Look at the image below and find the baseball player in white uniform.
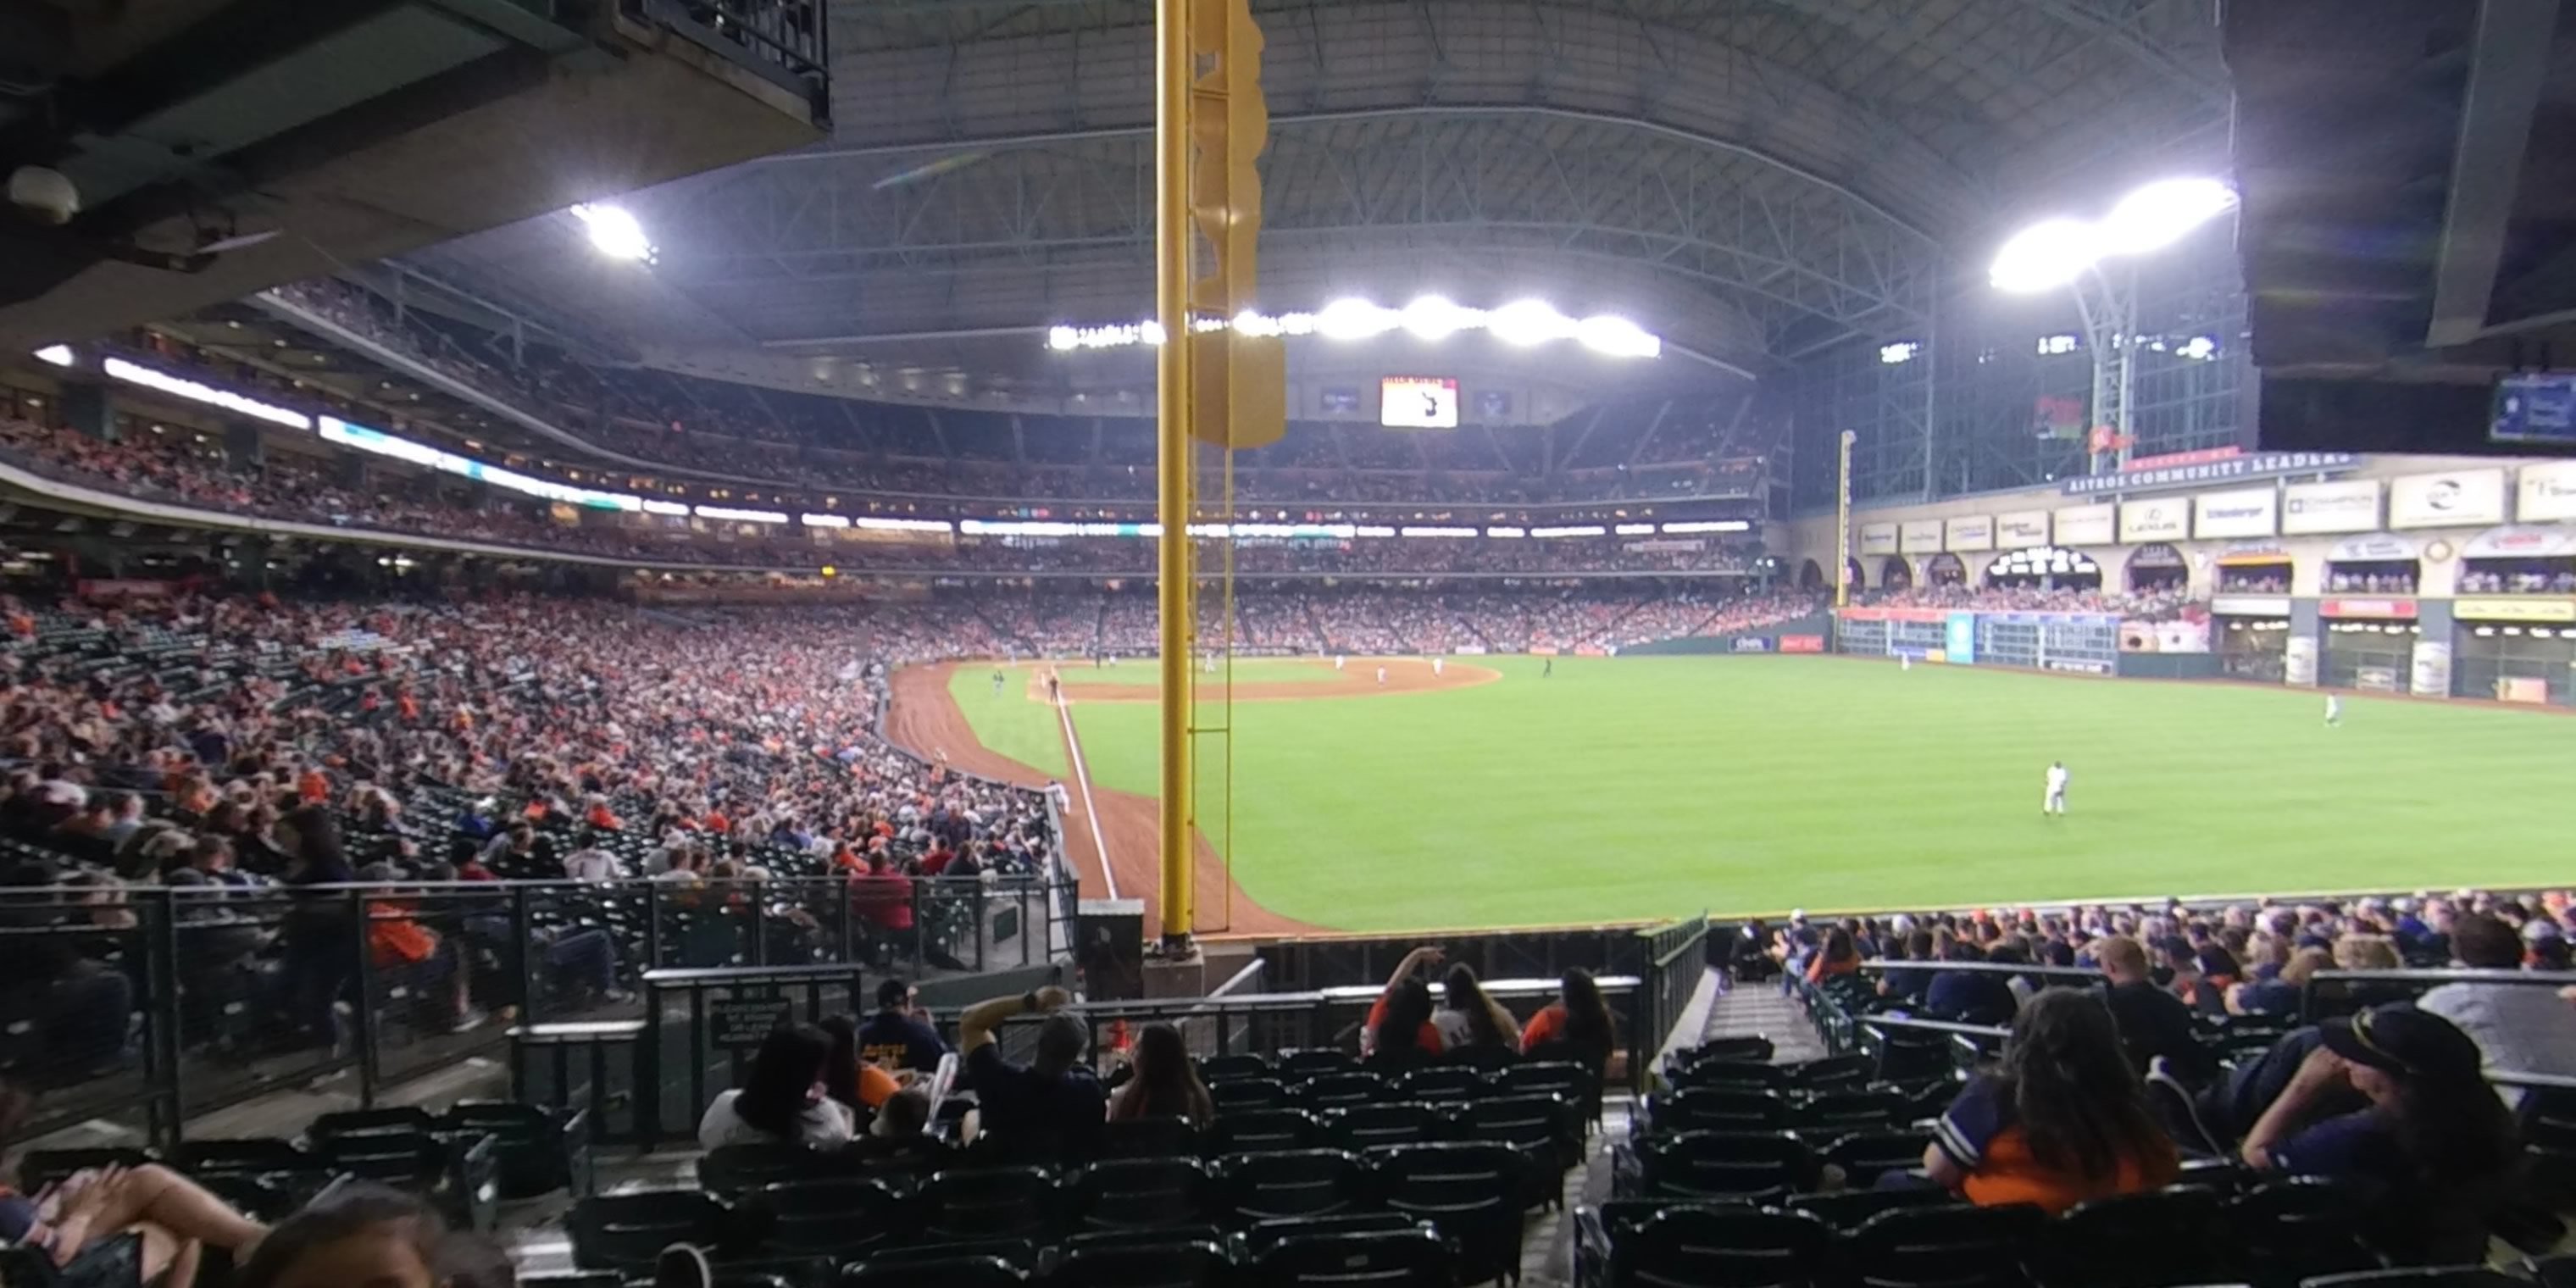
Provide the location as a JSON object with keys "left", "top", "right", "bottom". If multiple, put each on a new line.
{"left": 1375, "top": 665, "right": 1387, "bottom": 686}
{"left": 2324, "top": 694, "right": 2341, "bottom": 726}
{"left": 2043, "top": 761, "right": 2069, "bottom": 817}
{"left": 1431, "top": 657, "right": 1444, "bottom": 677}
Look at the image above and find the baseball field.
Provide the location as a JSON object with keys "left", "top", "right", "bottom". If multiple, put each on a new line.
{"left": 927, "top": 655, "right": 2576, "bottom": 933}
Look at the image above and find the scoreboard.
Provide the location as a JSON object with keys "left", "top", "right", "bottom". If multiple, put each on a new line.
{"left": 1380, "top": 376, "right": 1458, "bottom": 429}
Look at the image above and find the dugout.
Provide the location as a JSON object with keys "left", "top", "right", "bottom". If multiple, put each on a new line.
{"left": 2319, "top": 599, "right": 2421, "bottom": 691}
{"left": 1982, "top": 545, "right": 2100, "bottom": 591}
{"left": 2323, "top": 533, "right": 2422, "bottom": 596}
{"left": 2454, "top": 610, "right": 2576, "bottom": 706}
{"left": 1923, "top": 552, "right": 1966, "bottom": 586}
{"left": 2457, "top": 525, "right": 2576, "bottom": 596}
{"left": 1878, "top": 556, "right": 1913, "bottom": 591}
{"left": 2216, "top": 614, "right": 2292, "bottom": 682}
{"left": 2124, "top": 542, "right": 2187, "bottom": 593}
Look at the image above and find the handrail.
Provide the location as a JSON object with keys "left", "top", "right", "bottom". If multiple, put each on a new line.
{"left": 2312, "top": 968, "right": 2576, "bottom": 987}
{"left": 1855, "top": 958, "right": 2105, "bottom": 979}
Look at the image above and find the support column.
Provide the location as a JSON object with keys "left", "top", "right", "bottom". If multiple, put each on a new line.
{"left": 59, "top": 384, "right": 113, "bottom": 441}
{"left": 221, "top": 420, "right": 264, "bottom": 467}
{"left": 1152, "top": 0, "right": 1196, "bottom": 952}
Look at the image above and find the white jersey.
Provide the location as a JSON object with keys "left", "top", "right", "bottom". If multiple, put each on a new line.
{"left": 2325, "top": 695, "right": 2342, "bottom": 721}
{"left": 1375, "top": 667, "right": 1387, "bottom": 685}
{"left": 1432, "top": 658, "right": 1444, "bottom": 676}
{"left": 2046, "top": 765, "right": 2069, "bottom": 794}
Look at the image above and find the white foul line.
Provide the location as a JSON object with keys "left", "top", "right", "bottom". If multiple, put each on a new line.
{"left": 1054, "top": 686, "right": 1119, "bottom": 900}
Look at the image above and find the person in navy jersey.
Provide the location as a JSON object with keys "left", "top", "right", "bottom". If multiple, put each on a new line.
{"left": 858, "top": 977, "right": 949, "bottom": 1073}
{"left": 2238, "top": 1002, "right": 2518, "bottom": 1263}
{"left": 1924, "top": 937, "right": 2017, "bottom": 1025}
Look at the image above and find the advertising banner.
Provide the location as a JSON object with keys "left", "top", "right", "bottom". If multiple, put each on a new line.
{"left": 1779, "top": 635, "right": 1826, "bottom": 653}
{"left": 2281, "top": 479, "right": 2383, "bottom": 535}
{"left": 2062, "top": 451, "right": 2357, "bottom": 496}
{"left": 2462, "top": 525, "right": 2576, "bottom": 558}
{"left": 1944, "top": 613, "right": 1976, "bottom": 664}
{"left": 2325, "top": 532, "right": 2420, "bottom": 562}
{"left": 2285, "top": 635, "right": 2318, "bottom": 686}
{"left": 1996, "top": 509, "right": 2051, "bottom": 547}
{"left": 1944, "top": 515, "right": 1995, "bottom": 552}
{"left": 2410, "top": 640, "right": 2453, "bottom": 699}
{"left": 2118, "top": 499, "right": 2188, "bottom": 542}
{"left": 2389, "top": 467, "right": 2507, "bottom": 529}
{"left": 2053, "top": 504, "right": 2117, "bottom": 546}
{"left": 2040, "top": 658, "right": 2115, "bottom": 675}
{"left": 2357, "top": 666, "right": 2401, "bottom": 692}
{"left": 1858, "top": 522, "right": 1899, "bottom": 555}
{"left": 2320, "top": 597, "right": 2418, "bottom": 619}
{"left": 2498, "top": 676, "right": 2551, "bottom": 703}
{"left": 2518, "top": 459, "right": 2576, "bottom": 522}
{"left": 1838, "top": 607, "right": 1950, "bottom": 624}
{"left": 2453, "top": 598, "right": 2576, "bottom": 622}
{"left": 1730, "top": 637, "right": 1773, "bottom": 653}
{"left": 1899, "top": 519, "right": 1945, "bottom": 553}
{"left": 2193, "top": 487, "right": 2279, "bottom": 539}
{"left": 2210, "top": 595, "right": 2293, "bottom": 617}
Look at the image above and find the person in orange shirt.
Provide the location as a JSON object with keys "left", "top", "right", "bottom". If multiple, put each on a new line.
{"left": 1519, "top": 967, "right": 1617, "bottom": 1070}
{"left": 1362, "top": 945, "right": 1448, "bottom": 1064}
{"left": 584, "top": 794, "right": 621, "bottom": 831}
{"left": 1806, "top": 927, "right": 1864, "bottom": 983}
{"left": 1918, "top": 989, "right": 2177, "bottom": 1213}
{"left": 295, "top": 764, "right": 330, "bottom": 806}
{"left": 363, "top": 873, "right": 483, "bottom": 1033}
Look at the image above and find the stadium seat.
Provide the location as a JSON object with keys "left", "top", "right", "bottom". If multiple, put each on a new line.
{"left": 2521, "top": 1085, "right": 2576, "bottom": 1197}
{"left": 1795, "top": 1089, "right": 1908, "bottom": 1135}
{"left": 700, "top": 1143, "right": 861, "bottom": 1196}
{"left": 2228, "top": 1180, "right": 2383, "bottom": 1288}
{"left": 1073, "top": 1157, "right": 1212, "bottom": 1230}
{"left": 1101, "top": 1116, "right": 1202, "bottom": 1160}
{"left": 2038, "top": 1188, "right": 2231, "bottom": 1288}
{"left": 1216, "top": 1149, "right": 1374, "bottom": 1223}
{"left": 1210, "top": 1077, "right": 1291, "bottom": 1112}
{"left": 1396, "top": 1067, "right": 1490, "bottom": 1102}
{"left": 1625, "top": 1130, "right": 1811, "bottom": 1202}
{"left": 444, "top": 1100, "right": 591, "bottom": 1197}
{"left": 1052, "top": 1238, "right": 1235, "bottom": 1288}
{"left": 1278, "top": 1050, "right": 1358, "bottom": 1078}
{"left": 1202, "top": 1053, "right": 1274, "bottom": 1081}
{"left": 1254, "top": 1228, "right": 1451, "bottom": 1288}
{"left": 1861, "top": 1025, "right": 1953, "bottom": 1084}
{"left": 1786, "top": 1053, "right": 1874, "bottom": 1090}
{"left": 1324, "top": 1102, "right": 1443, "bottom": 1152}
{"left": 918, "top": 1166, "right": 1063, "bottom": 1242}
{"left": 841, "top": 1254, "right": 1026, "bottom": 1288}
{"left": 569, "top": 1191, "right": 736, "bottom": 1272}
{"left": 1457, "top": 1092, "right": 1582, "bottom": 1173}
{"left": 1646, "top": 1088, "right": 1788, "bottom": 1134}
{"left": 1668, "top": 1060, "right": 1792, "bottom": 1092}
{"left": 2298, "top": 1272, "right": 2524, "bottom": 1288}
{"left": 1293, "top": 1071, "right": 1390, "bottom": 1110}
{"left": 1603, "top": 1204, "right": 1831, "bottom": 1288}
{"left": 1366, "top": 1141, "right": 1528, "bottom": 1285}
{"left": 738, "top": 1178, "right": 909, "bottom": 1260}
{"left": 1208, "top": 1108, "right": 1320, "bottom": 1154}
{"left": 1783, "top": 1188, "right": 1956, "bottom": 1230}
{"left": 1842, "top": 1202, "right": 2047, "bottom": 1288}
{"left": 1671, "top": 1035, "right": 1775, "bottom": 1069}
{"left": 1819, "top": 1130, "right": 1933, "bottom": 1187}
{"left": 1242, "top": 1212, "right": 1424, "bottom": 1255}
{"left": 1496, "top": 1061, "right": 1600, "bottom": 1121}
{"left": 310, "top": 1106, "right": 440, "bottom": 1142}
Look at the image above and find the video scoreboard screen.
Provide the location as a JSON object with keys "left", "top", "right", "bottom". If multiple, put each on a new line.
{"left": 1380, "top": 376, "right": 1459, "bottom": 429}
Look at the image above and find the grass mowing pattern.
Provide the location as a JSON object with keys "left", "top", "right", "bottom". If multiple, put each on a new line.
{"left": 956, "top": 656, "right": 2576, "bottom": 931}
{"left": 945, "top": 666, "right": 1069, "bottom": 779}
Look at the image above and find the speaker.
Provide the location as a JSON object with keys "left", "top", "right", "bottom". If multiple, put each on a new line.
{"left": 1077, "top": 898, "right": 1146, "bottom": 1002}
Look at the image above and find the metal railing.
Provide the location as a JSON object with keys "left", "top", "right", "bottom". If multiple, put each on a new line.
{"left": 1638, "top": 913, "right": 1714, "bottom": 1062}
{"left": 0, "top": 870, "right": 1074, "bottom": 1151}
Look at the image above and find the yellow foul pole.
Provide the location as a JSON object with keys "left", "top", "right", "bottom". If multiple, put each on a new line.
{"left": 1835, "top": 430, "right": 1855, "bottom": 609}
{"left": 1153, "top": 0, "right": 1197, "bottom": 950}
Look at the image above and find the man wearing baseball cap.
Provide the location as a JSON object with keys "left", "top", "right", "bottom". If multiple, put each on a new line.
{"left": 2239, "top": 1003, "right": 2519, "bottom": 1263}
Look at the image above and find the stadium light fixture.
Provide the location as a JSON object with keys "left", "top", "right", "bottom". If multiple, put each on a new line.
{"left": 1315, "top": 298, "right": 1398, "bottom": 341}
{"left": 1489, "top": 300, "right": 1573, "bottom": 347}
{"left": 1989, "top": 218, "right": 2102, "bottom": 294}
{"left": 569, "top": 203, "right": 656, "bottom": 263}
{"left": 1988, "top": 177, "right": 2235, "bottom": 292}
{"left": 1878, "top": 341, "right": 1921, "bottom": 365}
{"left": 32, "top": 344, "right": 73, "bottom": 367}
{"left": 1400, "top": 295, "right": 1473, "bottom": 341}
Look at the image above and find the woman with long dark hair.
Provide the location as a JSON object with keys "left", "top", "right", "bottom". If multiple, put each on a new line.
{"left": 1435, "top": 962, "right": 1521, "bottom": 1051}
{"left": 1363, "top": 946, "right": 1446, "bottom": 1063}
{"left": 1109, "top": 1021, "right": 1214, "bottom": 1123}
{"left": 1520, "top": 968, "right": 1615, "bottom": 1071}
{"left": 1918, "top": 988, "right": 2178, "bottom": 1213}
{"left": 697, "top": 1023, "right": 856, "bottom": 1150}
{"left": 1806, "top": 927, "right": 1863, "bottom": 982}
{"left": 818, "top": 1014, "right": 901, "bottom": 1118}
{"left": 2240, "top": 1002, "right": 2518, "bottom": 1262}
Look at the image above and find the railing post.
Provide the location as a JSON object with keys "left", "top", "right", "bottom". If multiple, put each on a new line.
{"left": 750, "top": 891, "right": 769, "bottom": 966}
{"left": 350, "top": 887, "right": 380, "bottom": 1108}
{"left": 974, "top": 884, "right": 988, "bottom": 971}
{"left": 646, "top": 880, "right": 663, "bottom": 969}
{"left": 147, "top": 886, "right": 184, "bottom": 1152}
{"left": 512, "top": 884, "right": 538, "bottom": 1020}
{"left": 911, "top": 880, "right": 926, "bottom": 978}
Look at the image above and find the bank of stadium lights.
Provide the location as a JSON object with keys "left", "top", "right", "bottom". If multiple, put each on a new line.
{"left": 1046, "top": 297, "right": 1662, "bottom": 358}
{"left": 1878, "top": 341, "right": 1921, "bottom": 365}
{"left": 2035, "top": 334, "right": 2080, "bottom": 357}
{"left": 32, "top": 344, "right": 72, "bottom": 367}
{"left": 1989, "top": 177, "right": 2236, "bottom": 293}
{"left": 569, "top": 203, "right": 656, "bottom": 264}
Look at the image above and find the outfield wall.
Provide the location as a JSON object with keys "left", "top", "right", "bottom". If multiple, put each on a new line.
{"left": 1622, "top": 613, "right": 1834, "bottom": 656}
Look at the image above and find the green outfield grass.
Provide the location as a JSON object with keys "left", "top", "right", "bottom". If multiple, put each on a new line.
{"left": 948, "top": 656, "right": 2576, "bottom": 931}
{"left": 1052, "top": 658, "right": 1347, "bottom": 686}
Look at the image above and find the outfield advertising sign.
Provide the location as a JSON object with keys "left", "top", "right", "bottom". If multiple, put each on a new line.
{"left": 2453, "top": 598, "right": 2576, "bottom": 623}
{"left": 2389, "top": 468, "right": 2507, "bottom": 529}
{"left": 2518, "top": 460, "right": 2576, "bottom": 522}
{"left": 1779, "top": 635, "right": 1825, "bottom": 653}
{"left": 2411, "top": 641, "right": 2452, "bottom": 698}
{"left": 1944, "top": 613, "right": 1976, "bottom": 664}
{"left": 2118, "top": 500, "right": 2189, "bottom": 542}
{"left": 2320, "top": 597, "right": 2418, "bottom": 619}
{"left": 2062, "top": 451, "right": 2357, "bottom": 496}
{"left": 1996, "top": 509, "right": 2051, "bottom": 547}
{"left": 2282, "top": 480, "right": 2382, "bottom": 535}
{"left": 1731, "top": 637, "right": 1773, "bottom": 653}
{"left": 1858, "top": 523, "right": 1899, "bottom": 555}
{"left": 2193, "top": 487, "right": 2279, "bottom": 539}
{"left": 2053, "top": 505, "right": 2116, "bottom": 545}
{"left": 1944, "top": 515, "right": 1995, "bottom": 552}
{"left": 1899, "top": 519, "right": 1944, "bottom": 553}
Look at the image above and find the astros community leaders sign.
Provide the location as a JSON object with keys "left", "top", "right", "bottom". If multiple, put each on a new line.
{"left": 2061, "top": 451, "right": 2357, "bottom": 497}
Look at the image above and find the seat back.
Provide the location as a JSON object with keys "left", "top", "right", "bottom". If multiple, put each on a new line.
{"left": 1053, "top": 1239, "right": 1234, "bottom": 1288}
{"left": 1496, "top": 1060, "right": 1596, "bottom": 1107}
{"left": 839, "top": 1253, "right": 1027, "bottom": 1288}
{"left": 1074, "top": 1157, "right": 1210, "bottom": 1230}
{"left": 699, "top": 1143, "right": 856, "bottom": 1196}
{"left": 1784, "top": 1189, "right": 1957, "bottom": 1231}
{"left": 1616, "top": 1205, "right": 1830, "bottom": 1288}
{"left": 920, "top": 1166, "right": 1063, "bottom": 1241}
{"left": 1294, "top": 1072, "right": 1388, "bottom": 1110}
{"left": 311, "top": 1106, "right": 440, "bottom": 1142}
{"left": 1215, "top": 1148, "right": 1369, "bottom": 1223}
{"left": 1846, "top": 1203, "right": 2047, "bottom": 1288}
{"left": 1639, "top": 1131, "right": 1810, "bottom": 1202}
{"left": 751, "top": 1178, "right": 908, "bottom": 1257}
{"left": 1255, "top": 1229, "right": 1450, "bottom": 1288}
{"left": 2227, "top": 1180, "right": 2381, "bottom": 1286}
{"left": 1365, "top": 1141, "right": 1528, "bottom": 1285}
{"left": 1100, "top": 1116, "right": 1201, "bottom": 1160}
{"left": 1796, "top": 1090, "right": 1907, "bottom": 1135}
{"left": 1648, "top": 1089, "right": 1788, "bottom": 1135}
{"left": 16, "top": 1147, "right": 155, "bottom": 1192}
{"left": 1785, "top": 1053, "right": 1873, "bottom": 1090}
{"left": 1672, "top": 1035, "right": 1775, "bottom": 1069}
{"left": 1208, "top": 1108, "right": 1319, "bottom": 1154}
{"left": 1278, "top": 1049, "right": 1358, "bottom": 1078}
{"left": 568, "top": 1190, "right": 731, "bottom": 1271}
{"left": 1211, "top": 1078, "right": 1290, "bottom": 1113}
{"left": 1324, "top": 1102, "right": 1441, "bottom": 1152}
{"left": 1396, "top": 1067, "right": 1488, "bottom": 1102}
{"left": 1461, "top": 1093, "right": 1577, "bottom": 1165}
{"left": 1201, "top": 1053, "right": 1274, "bottom": 1081}
{"left": 2045, "top": 1187, "right": 2229, "bottom": 1288}
{"left": 1820, "top": 1130, "right": 1933, "bottom": 1186}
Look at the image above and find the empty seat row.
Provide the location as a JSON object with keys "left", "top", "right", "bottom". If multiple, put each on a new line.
{"left": 1579, "top": 1180, "right": 2403, "bottom": 1288}
{"left": 576, "top": 1145, "right": 1541, "bottom": 1285}
{"left": 1207, "top": 1060, "right": 1597, "bottom": 1113}
{"left": 1636, "top": 1084, "right": 1949, "bottom": 1136}
{"left": 1196, "top": 1095, "right": 1585, "bottom": 1163}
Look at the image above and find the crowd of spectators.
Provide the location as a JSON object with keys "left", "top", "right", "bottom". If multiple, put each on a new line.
{"left": 2458, "top": 565, "right": 2576, "bottom": 594}
{"left": 1855, "top": 584, "right": 2200, "bottom": 620}
{"left": 2217, "top": 569, "right": 2289, "bottom": 594}
{"left": 1752, "top": 890, "right": 2573, "bottom": 1258}
{"left": 2326, "top": 566, "right": 2419, "bottom": 594}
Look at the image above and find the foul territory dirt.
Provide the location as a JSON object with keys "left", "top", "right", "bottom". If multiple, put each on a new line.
{"left": 883, "top": 658, "right": 1496, "bottom": 936}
